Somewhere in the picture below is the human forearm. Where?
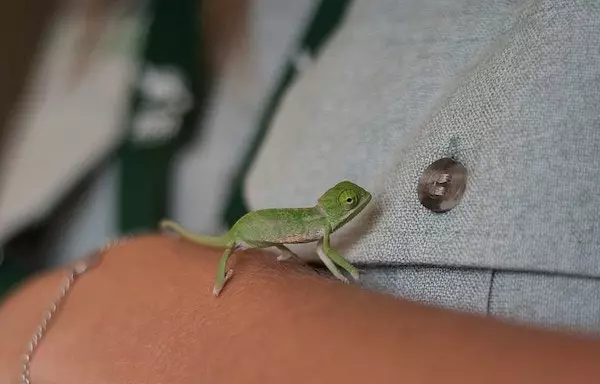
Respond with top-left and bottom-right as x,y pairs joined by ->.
1,234 -> 600,384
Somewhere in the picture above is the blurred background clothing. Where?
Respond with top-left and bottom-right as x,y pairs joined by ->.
0,0 -> 320,289
0,0 -> 144,251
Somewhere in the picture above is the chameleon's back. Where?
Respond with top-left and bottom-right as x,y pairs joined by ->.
230,207 -> 327,245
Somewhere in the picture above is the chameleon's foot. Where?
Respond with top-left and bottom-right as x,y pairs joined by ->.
348,267 -> 360,281
316,240 -> 354,284
276,251 -> 303,262
213,269 -> 234,297
275,245 -> 304,263
317,248 -> 349,283
337,274 -> 350,284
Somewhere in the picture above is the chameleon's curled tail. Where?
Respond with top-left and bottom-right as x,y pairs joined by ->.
159,219 -> 231,248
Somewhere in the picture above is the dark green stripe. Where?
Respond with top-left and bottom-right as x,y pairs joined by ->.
222,0 -> 354,227
300,0 -> 354,57
117,0 -> 208,233
0,255 -> 29,298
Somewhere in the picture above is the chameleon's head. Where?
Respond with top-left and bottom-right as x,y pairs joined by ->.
317,180 -> 372,232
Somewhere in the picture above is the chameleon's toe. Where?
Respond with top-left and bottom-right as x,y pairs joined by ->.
339,263 -> 360,281
213,269 -> 234,297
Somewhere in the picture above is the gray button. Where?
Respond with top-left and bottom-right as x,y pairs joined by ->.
418,158 -> 467,213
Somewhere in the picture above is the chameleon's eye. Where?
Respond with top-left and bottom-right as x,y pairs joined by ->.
338,189 -> 359,210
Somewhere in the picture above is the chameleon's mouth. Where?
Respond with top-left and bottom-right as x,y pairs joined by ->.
356,193 -> 372,214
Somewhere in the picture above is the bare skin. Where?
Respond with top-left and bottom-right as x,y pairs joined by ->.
1,234 -> 600,384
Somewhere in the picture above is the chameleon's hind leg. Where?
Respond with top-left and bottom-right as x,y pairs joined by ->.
213,246 -> 235,296
275,244 -> 304,262
316,239 -> 349,284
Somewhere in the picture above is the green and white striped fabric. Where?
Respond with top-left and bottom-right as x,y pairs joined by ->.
0,0 -> 350,296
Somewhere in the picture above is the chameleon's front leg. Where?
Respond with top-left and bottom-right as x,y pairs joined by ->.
316,239 -> 349,283
321,231 -> 360,281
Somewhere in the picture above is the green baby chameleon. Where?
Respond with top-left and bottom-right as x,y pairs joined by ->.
159,180 -> 372,296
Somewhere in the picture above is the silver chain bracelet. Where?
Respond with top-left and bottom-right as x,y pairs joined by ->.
19,237 -> 131,384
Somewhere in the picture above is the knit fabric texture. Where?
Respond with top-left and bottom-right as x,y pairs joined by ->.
245,0 -> 600,330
